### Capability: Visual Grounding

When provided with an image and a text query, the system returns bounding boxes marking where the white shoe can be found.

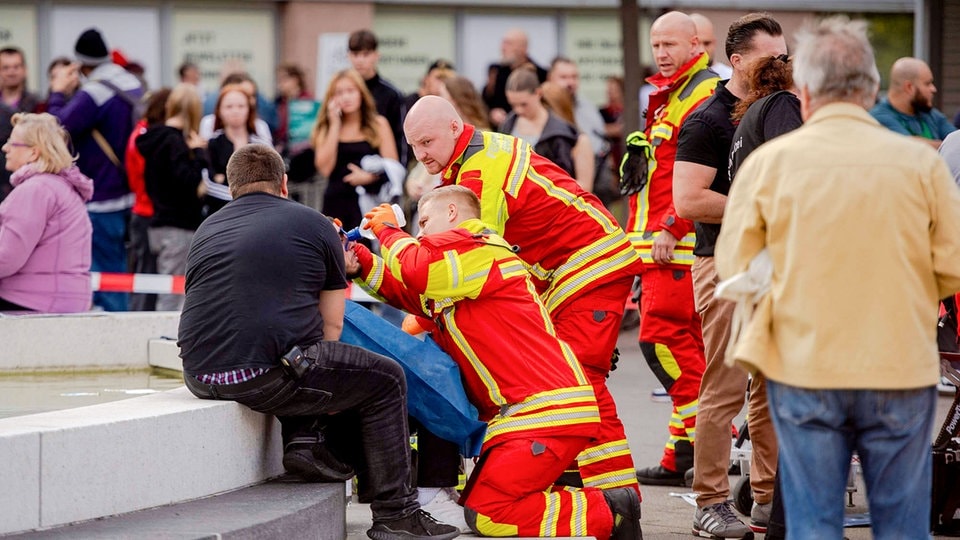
[420,487,470,533]
[651,386,671,403]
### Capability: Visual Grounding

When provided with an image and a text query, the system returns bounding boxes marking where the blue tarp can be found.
[340,300,486,457]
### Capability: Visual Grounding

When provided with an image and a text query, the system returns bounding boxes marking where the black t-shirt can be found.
[178,192,347,376]
[675,80,739,257]
[728,91,802,185]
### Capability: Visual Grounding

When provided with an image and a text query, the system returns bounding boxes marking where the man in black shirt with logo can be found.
[673,13,787,539]
[178,144,458,540]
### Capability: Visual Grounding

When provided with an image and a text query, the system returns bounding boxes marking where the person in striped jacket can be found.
[346,187,641,539]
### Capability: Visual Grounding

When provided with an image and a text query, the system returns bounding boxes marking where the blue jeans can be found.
[89,210,129,311]
[185,341,418,522]
[767,381,936,540]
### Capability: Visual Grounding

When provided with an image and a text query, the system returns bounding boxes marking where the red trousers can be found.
[552,277,640,493]
[462,436,614,539]
[638,267,705,471]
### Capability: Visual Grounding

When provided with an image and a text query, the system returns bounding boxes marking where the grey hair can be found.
[792,16,880,109]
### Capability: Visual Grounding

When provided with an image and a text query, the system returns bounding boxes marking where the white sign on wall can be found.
[171,9,276,99]
[374,10,456,95]
[565,14,624,106]
[0,5,39,93]
[316,33,350,100]
[50,6,161,90]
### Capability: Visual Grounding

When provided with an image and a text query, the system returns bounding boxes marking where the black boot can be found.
[282,432,355,482]
[636,440,693,486]
[603,487,643,540]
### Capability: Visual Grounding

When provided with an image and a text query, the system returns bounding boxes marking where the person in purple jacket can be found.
[47,27,142,312]
[0,112,93,313]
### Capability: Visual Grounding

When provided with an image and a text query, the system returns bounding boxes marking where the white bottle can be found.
[353,203,407,240]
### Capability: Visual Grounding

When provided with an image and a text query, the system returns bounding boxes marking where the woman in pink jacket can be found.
[0,113,93,312]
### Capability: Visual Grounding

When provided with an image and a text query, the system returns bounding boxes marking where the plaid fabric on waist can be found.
[195,367,269,385]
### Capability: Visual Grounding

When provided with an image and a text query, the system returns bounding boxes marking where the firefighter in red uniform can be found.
[346,187,641,539]
[627,12,716,485]
[404,95,643,495]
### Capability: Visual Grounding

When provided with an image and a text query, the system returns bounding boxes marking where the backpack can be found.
[90,79,145,170]
[619,131,653,196]
[932,385,960,536]
[97,78,145,133]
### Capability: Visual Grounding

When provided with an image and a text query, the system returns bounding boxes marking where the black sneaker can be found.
[603,487,643,540]
[367,509,460,540]
[636,464,686,486]
[282,439,354,482]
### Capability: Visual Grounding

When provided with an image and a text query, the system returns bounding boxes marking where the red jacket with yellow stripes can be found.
[627,53,717,269]
[354,218,600,447]
[439,127,643,314]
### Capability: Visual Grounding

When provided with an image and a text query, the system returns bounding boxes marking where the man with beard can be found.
[870,57,954,148]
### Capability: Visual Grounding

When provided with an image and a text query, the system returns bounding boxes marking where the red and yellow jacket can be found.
[439,127,643,313]
[628,53,717,268]
[354,218,600,447]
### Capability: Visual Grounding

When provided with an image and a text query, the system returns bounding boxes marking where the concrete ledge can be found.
[0,386,283,535]
[6,479,346,540]
[0,312,180,371]
[148,337,182,372]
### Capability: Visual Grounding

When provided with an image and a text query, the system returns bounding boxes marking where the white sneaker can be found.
[651,386,671,403]
[420,487,470,533]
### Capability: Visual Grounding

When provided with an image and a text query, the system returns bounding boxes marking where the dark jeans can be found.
[184,340,418,522]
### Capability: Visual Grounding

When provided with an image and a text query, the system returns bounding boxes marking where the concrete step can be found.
[6,477,346,540]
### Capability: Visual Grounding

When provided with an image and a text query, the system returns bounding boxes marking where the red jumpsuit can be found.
[439,126,644,492]
[627,53,716,472]
[355,219,614,538]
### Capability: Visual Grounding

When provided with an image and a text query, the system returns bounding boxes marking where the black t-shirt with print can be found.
[676,80,739,257]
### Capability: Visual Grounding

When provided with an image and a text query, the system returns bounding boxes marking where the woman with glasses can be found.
[0,112,93,312]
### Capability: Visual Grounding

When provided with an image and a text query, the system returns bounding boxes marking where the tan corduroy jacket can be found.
[716,102,960,389]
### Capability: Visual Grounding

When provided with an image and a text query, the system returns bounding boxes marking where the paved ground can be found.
[346,328,958,539]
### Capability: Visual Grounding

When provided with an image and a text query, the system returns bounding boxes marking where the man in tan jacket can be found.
[716,16,960,539]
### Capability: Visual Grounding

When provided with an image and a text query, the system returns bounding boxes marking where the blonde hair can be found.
[9,113,75,173]
[311,69,380,148]
[419,185,480,219]
[165,83,203,137]
[540,81,576,126]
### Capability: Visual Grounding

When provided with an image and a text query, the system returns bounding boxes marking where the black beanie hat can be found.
[75,28,110,66]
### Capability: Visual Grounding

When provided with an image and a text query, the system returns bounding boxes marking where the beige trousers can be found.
[691,256,778,506]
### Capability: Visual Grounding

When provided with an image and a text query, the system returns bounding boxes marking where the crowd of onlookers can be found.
[0,25,634,315]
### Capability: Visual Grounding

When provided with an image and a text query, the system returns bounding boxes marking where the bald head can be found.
[890,57,930,87]
[690,13,717,62]
[501,29,529,66]
[405,95,465,175]
[888,57,937,114]
[650,11,700,78]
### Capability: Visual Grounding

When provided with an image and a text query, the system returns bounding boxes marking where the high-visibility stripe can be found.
[484,406,600,440]
[540,491,560,536]
[569,490,587,536]
[577,440,632,466]
[498,386,596,418]
[581,468,639,489]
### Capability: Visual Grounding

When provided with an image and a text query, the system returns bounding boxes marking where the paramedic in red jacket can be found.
[347,187,640,539]
[404,96,643,494]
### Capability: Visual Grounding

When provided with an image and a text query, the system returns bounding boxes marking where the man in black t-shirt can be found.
[178,144,458,540]
[673,13,787,539]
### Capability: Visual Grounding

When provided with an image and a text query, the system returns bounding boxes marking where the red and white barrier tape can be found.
[90,272,378,302]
